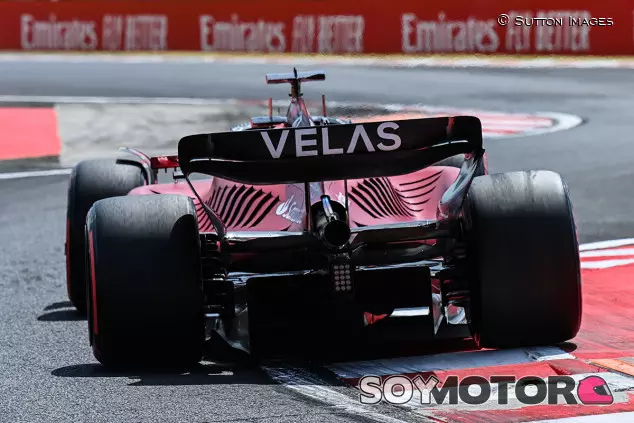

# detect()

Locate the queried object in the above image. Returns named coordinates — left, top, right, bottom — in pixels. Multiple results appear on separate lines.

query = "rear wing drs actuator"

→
left=177, top=116, right=484, bottom=185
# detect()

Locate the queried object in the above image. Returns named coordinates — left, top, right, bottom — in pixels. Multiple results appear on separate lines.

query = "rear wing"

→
left=178, top=116, right=483, bottom=185
left=266, top=70, right=325, bottom=85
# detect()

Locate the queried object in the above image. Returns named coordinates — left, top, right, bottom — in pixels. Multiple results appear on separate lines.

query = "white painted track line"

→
left=579, top=239, right=634, bottom=251
left=0, top=168, right=71, bottom=180
left=581, top=248, right=634, bottom=257
left=263, top=366, right=410, bottom=423
left=327, top=346, right=573, bottom=379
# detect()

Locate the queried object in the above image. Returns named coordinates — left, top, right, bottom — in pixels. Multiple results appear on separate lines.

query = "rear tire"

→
left=86, top=194, right=205, bottom=368
left=66, top=159, right=145, bottom=314
left=465, top=170, right=582, bottom=348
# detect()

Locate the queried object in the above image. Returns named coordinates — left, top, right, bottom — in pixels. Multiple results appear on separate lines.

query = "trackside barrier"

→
left=0, top=0, right=632, bottom=55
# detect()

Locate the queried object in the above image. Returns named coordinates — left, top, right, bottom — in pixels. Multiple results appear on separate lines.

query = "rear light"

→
left=150, top=155, right=179, bottom=169
left=331, top=261, right=354, bottom=293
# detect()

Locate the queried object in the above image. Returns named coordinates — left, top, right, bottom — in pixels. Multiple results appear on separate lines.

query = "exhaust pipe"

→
left=311, top=195, right=351, bottom=249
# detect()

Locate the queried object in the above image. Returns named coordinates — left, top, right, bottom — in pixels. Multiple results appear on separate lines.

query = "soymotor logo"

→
left=359, top=374, right=614, bottom=406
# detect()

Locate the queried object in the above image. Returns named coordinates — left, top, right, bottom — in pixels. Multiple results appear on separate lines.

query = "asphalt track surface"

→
left=1, top=58, right=633, bottom=423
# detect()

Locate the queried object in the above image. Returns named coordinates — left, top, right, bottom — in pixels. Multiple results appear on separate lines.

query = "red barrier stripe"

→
left=0, top=1, right=630, bottom=55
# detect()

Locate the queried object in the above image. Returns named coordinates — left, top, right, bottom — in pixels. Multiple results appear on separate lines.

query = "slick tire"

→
left=86, top=194, right=205, bottom=369
left=465, top=170, right=582, bottom=348
left=66, top=159, right=145, bottom=314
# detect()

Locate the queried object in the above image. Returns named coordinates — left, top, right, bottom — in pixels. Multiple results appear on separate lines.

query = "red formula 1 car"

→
left=65, top=70, right=582, bottom=368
